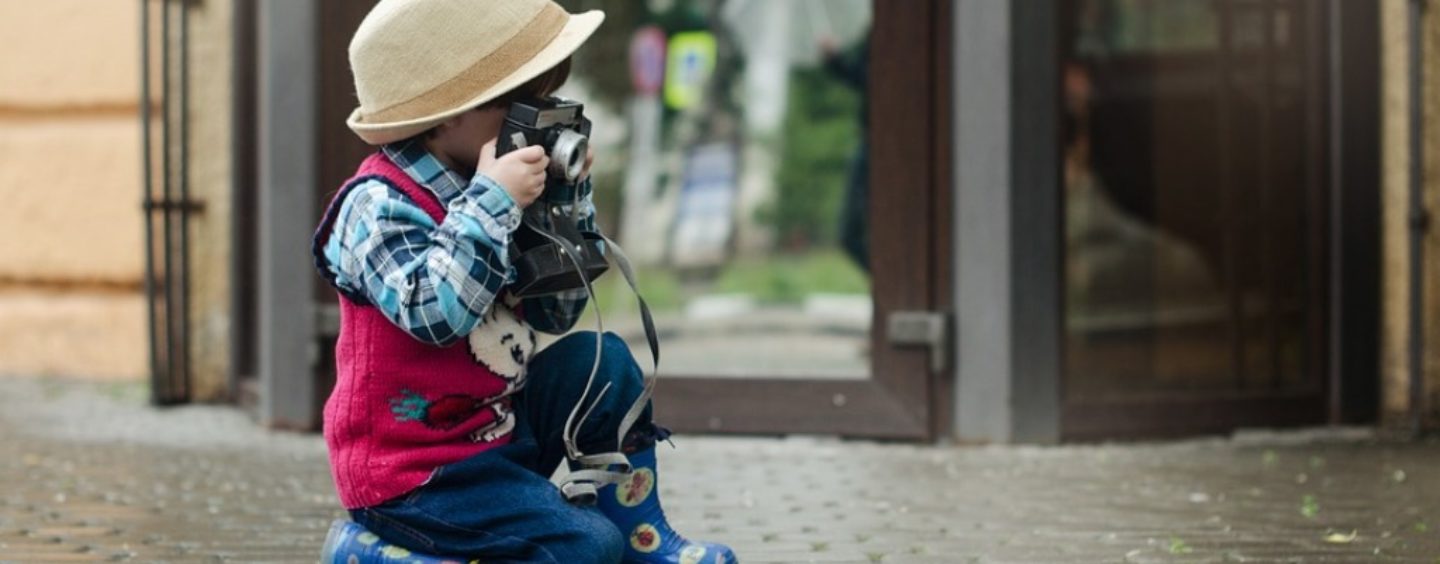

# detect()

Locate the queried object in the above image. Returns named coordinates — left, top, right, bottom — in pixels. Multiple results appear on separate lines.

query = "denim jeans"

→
left=350, top=331, right=654, bottom=563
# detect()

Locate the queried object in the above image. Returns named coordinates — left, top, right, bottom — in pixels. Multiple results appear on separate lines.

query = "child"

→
left=312, top=1, right=736, bottom=562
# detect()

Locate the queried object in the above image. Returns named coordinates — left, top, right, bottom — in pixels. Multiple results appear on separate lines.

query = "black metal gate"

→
left=140, top=0, right=201, bottom=405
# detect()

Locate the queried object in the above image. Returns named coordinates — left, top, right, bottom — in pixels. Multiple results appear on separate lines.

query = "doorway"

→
left=1058, top=0, right=1379, bottom=439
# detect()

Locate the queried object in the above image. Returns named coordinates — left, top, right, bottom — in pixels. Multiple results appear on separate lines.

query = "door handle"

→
left=887, top=311, right=951, bottom=374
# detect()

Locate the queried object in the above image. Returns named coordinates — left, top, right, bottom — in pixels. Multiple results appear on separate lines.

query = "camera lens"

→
left=549, top=129, right=588, bottom=183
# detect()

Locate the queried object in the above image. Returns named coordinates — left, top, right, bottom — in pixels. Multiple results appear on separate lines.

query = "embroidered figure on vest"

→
left=390, top=390, right=489, bottom=431
left=468, top=402, right=516, bottom=444
left=466, top=302, right=536, bottom=393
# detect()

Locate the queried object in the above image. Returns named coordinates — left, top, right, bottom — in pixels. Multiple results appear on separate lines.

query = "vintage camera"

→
left=496, top=97, right=609, bottom=297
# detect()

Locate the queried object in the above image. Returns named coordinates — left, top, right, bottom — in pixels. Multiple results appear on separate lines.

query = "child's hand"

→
left=476, top=139, right=549, bottom=208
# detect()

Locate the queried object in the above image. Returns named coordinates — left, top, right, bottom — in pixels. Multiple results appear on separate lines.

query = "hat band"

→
left=362, top=3, right=568, bottom=124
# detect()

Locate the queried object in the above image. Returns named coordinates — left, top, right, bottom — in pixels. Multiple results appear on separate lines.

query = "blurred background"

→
left=1, top=0, right=1438, bottom=444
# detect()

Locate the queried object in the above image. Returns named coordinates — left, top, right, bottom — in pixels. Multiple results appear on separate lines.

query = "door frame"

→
left=249, top=0, right=955, bottom=438
left=652, top=0, right=954, bottom=440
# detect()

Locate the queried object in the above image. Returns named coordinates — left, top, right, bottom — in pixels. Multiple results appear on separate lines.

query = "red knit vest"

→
left=317, top=152, right=517, bottom=509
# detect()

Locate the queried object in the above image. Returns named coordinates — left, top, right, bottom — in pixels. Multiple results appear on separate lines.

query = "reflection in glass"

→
left=1062, top=0, right=1320, bottom=400
left=555, top=0, right=873, bottom=379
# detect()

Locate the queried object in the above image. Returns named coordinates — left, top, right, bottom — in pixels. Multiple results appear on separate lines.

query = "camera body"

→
left=495, top=96, right=608, bottom=298
left=496, top=96, right=592, bottom=202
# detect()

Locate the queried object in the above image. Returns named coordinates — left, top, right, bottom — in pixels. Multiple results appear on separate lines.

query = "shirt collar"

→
left=381, top=138, right=469, bottom=204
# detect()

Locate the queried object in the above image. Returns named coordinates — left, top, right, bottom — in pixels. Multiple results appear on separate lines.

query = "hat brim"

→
left=346, top=10, right=605, bottom=145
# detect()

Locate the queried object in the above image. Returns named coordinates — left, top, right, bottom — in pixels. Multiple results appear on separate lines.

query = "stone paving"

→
left=1, top=377, right=1439, bottom=563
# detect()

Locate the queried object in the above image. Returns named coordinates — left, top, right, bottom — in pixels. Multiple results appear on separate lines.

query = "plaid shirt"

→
left=317, top=139, right=594, bottom=345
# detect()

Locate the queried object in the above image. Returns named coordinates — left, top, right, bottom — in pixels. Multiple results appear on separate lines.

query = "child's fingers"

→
left=476, top=138, right=499, bottom=167
left=521, top=158, right=548, bottom=179
left=510, top=145, right=546, bottom=163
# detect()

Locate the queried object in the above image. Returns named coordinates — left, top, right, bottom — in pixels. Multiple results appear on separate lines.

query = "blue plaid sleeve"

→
left=323, top=174, right=522, bottom=346
left=522, top=178, right=598, bottom=334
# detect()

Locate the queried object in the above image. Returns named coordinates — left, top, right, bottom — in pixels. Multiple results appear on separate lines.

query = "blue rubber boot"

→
left=320, top=520, right=471, bottom=564
left=594, top=448, right=737, bottom=564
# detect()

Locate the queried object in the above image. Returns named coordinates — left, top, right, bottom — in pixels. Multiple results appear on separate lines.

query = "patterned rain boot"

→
left=594, top=447, right=738, bottom=564
left=320, top=520, right=471, bottom=564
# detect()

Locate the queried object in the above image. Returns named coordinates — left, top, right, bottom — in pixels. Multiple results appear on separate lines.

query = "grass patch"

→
left=712, top=249, right=869, bottom=303
left=578, top=247, right=868, bottom=324
left=585, top=264, right=684, bottom=315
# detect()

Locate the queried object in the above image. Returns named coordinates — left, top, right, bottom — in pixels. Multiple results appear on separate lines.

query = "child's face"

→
left=430, top=106, right=508, bottom=174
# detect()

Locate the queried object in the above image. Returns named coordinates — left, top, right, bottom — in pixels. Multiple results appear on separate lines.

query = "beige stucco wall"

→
left=1380, top=0, right=1440, bottom=429
left=0, top=118, right=144, bottom=284
left=0, top=0, right=235, bottom=398
left=0, top=2, right=139, bottom=108
left=0, top=1, right=146, bottom=380
left=0, top=1, right=143, bottom=284
left=184, top=0, right=235, bottom=401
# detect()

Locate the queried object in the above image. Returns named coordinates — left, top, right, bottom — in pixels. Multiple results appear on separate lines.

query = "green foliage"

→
left=713, top=249, right=869, bottom=304
left=554, top=0, right=724, bottom=127
left=760, top=68, right=862, bottom=250
left=582, top=248, right=866, bottom=323
left=590, top=170, right=625, bottom=236
left=552, top=0, right=653, bottom=110
left=583, top=263, right=685, bottom=320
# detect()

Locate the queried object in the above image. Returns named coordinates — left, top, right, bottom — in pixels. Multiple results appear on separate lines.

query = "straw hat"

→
left=347, top=0, right=604, bottom=145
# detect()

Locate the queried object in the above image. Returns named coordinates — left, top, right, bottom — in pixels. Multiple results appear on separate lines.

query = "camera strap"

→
left=521, top=213, right=661, bottom=503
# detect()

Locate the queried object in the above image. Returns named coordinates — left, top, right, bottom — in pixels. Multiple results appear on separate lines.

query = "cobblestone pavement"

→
left=1, top=377, right=1438, bottom=563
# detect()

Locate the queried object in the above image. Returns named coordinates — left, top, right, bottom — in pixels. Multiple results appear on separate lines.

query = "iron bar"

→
left=141, top=0, right=161, bottom=402
left=1407, top=0, right=1427, bottom=435
left=178, top=0, right=192, bottom=403
left=161, top=0, right=177, bottom=403
left=229, top=0, right=256, bottom=397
